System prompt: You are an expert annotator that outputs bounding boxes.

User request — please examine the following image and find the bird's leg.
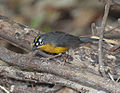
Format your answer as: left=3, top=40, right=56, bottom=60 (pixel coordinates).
left=40, top=53, right=62, bottom=61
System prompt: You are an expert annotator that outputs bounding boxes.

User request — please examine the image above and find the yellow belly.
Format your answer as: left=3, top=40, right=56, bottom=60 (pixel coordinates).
left=38, top=44, right=69, bottom=54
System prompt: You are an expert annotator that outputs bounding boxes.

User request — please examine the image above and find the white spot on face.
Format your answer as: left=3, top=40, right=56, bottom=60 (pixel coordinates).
left=36, top=42, right=39, bottom=46
left=39, top=38, right=44, bottom=45
left=39, top=38, right=42, bottom=42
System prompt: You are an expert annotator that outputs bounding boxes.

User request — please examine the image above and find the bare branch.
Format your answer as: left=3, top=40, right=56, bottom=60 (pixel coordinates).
left=98, top=0, right=112, bottom=77
left=91, top=23, right=97, bottom=36
left=0, top=46, right=120, bottom=92
left=0, top=66, right=98, bottom=92
left=0, top=85, right=9, bottom=93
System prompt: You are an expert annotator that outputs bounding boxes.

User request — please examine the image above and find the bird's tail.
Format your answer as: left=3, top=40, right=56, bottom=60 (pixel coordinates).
left=79, top=37, right=99, bottom=43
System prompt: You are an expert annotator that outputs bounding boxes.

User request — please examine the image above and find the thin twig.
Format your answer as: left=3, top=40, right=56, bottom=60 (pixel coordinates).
left=108, top=72, right=115, bottom=81
left=91, top=23, right=97, bottom=36
left=118, top=18, right=120, bottom=25
left=98, top=0, right=111, bottom=77
left=0, top=85, right=10, bottom=93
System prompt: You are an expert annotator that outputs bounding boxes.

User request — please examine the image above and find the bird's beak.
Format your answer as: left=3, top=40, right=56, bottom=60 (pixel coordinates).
left=32, top=45, right=37, bottom=51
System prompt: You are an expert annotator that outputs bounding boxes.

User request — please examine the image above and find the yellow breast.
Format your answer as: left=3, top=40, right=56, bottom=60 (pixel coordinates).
left=38, top=44, right=69, bottom=54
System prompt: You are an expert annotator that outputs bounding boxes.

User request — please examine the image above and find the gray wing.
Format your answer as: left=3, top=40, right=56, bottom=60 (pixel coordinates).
left=40, top=31, right=82, bottom=47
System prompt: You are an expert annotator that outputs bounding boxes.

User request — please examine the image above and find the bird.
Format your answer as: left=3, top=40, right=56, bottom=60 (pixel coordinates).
left=32, top=31, right=99, bottom=54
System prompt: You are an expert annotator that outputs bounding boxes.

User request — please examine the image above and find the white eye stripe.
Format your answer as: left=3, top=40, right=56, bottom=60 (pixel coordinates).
left=39, top=38, right=42, bottom=42
left=39, top=38, right=44, bottom=45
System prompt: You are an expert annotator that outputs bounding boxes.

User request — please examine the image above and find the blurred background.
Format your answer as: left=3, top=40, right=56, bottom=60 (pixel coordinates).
left=0, top=0, right=120, bottom=92
left=0, top=0, right=120, bottom=36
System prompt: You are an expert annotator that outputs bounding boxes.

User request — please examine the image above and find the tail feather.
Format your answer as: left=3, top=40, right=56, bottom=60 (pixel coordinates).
left=79, top=37, right=99, bottom=43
